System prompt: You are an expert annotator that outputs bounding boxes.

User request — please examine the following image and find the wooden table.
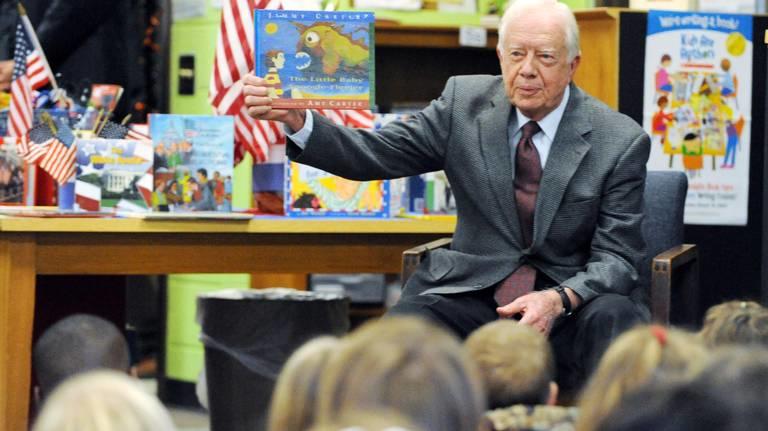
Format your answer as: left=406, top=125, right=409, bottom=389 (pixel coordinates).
left=0, top=216, right=455, bottom=431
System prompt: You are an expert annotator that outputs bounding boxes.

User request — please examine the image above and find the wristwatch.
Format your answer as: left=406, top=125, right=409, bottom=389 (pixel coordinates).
left=553, top=285, right=573, bottom=317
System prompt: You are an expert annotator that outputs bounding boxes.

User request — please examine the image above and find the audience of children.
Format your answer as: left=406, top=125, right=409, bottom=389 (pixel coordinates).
left=306, top=410, right=424, bottom=431
left=314, top=316, right=486, bottom=431
left=597, top=347, right=768, bottom=431
left=575, top=324, right=710, bottom=431
left=31, top=314, right=175, bottom=431
left=699, top=299, right=768, bottom=348
left=465, top=320, right=577, bottom=431
left=33, top=314, right=131, bottom=403
left=267, top=336, right=340, bottom=431
left=28, top=299, right=768, bottom=431
left=33, top=370, right=176, bottom=431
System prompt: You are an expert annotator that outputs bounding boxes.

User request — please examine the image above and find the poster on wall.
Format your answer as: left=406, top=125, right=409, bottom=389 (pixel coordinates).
left=643, top=10, right=753, bottom=226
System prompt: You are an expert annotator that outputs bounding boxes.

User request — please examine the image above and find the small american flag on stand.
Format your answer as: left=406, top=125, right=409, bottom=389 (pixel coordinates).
left=38, top=123, right=76, bottom=185
left=98, top=121, right=152, bottom=142
left=24, top=123, right=56, bottom=163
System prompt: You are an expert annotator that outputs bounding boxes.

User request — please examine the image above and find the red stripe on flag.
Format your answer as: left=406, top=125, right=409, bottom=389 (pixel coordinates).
left=39, top=139, right=76, bottom=184
left=27, top=53, right=49, bottom=89
left=23, top=138, right=51, bottom=163
left=9, top=75, right=33, bottom=137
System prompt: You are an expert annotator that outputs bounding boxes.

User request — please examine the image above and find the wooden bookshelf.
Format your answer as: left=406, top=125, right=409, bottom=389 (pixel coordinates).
left=376, top=22, right=499, bottom=49
left=374, top=8, right=637, bottom=111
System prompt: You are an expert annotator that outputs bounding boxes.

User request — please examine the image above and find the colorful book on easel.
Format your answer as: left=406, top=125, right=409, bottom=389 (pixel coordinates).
left=148, top=114, right=234, bottom=212
left=74, top=139, right=153, bottom=212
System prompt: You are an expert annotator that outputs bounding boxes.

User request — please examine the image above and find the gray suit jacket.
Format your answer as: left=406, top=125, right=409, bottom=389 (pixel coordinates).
left=288, top=75, right=650, bottom=304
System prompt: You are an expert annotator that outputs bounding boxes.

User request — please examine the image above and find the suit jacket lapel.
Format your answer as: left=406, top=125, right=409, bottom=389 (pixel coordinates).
left=532, top=85, right=592, bottom=250
left=478, top=83, right=524, bottom=247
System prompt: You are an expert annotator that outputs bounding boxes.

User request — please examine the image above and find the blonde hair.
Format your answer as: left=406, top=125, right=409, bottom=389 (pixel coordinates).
left=307, top=409, right=424, bottom=431
left=32, top=370, right=176, bottom=431
left=267, top=336, right=340, bottom=431
left=465, top=320, right=554, bottom=408
left=576, top=325, right=709, bottom=431
left=699, top=300, right=768, bottom=348
left=316, top=316, right=486, bottom=431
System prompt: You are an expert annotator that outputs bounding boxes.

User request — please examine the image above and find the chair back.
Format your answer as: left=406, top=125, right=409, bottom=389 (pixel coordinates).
left=636, top=171, right=688, bottom=296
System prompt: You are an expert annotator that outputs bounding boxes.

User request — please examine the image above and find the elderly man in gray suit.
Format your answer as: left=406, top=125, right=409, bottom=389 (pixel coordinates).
left=244, top=0, right=649, bottom=394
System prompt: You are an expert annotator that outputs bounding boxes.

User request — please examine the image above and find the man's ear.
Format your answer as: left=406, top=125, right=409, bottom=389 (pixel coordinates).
left=569, top=55, right=581, bottom=77
left=547, top=381, right=559, bottom=406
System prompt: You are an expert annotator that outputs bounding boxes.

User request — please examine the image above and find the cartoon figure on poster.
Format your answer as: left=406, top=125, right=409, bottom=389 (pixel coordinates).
left=651, top=95, right=674, bottom=146
left=643, top=11, right=753, bottom=226
left=655, top=54, right=674, bottom=96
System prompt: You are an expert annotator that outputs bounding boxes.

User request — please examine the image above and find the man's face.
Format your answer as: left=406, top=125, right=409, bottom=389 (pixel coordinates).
left=497, top=9, right=579, bottom=121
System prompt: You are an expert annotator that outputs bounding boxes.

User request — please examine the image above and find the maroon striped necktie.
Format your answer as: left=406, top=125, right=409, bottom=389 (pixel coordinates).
left=495, top=120, right=542, bottom=306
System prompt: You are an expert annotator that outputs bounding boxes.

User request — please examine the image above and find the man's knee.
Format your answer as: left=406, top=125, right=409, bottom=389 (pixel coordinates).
left=387, top=294, right=440, bottom=316
left=581, top=294, right=645, bottom=331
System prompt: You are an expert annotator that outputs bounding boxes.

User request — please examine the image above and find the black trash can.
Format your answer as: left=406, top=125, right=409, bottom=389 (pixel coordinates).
left=197, top=288, right=349, bottom=431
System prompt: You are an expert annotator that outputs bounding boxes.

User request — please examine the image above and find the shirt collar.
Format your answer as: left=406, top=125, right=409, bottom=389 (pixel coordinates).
left=514, top=85, right=570, bottom=140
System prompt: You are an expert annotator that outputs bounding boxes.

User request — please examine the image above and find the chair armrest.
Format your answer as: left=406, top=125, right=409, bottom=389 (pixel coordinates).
left=651, top=244, right=699, bottom=325
left=401, top=237, right=453, bottom=288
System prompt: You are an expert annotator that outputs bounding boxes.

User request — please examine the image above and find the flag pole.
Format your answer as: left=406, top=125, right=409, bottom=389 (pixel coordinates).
left=17, top=2, right=59, bottom=90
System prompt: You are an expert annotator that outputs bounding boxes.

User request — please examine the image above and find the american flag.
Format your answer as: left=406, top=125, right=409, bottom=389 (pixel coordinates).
left=25, top=122, right=77, bottom=184
left=98, top=121, right=152, bottom=142
left=209, top=1, right=374, bottom=165
left=210, top=0, right=282, bottom=164
left=24, top=123, right=56, bottom=163
left=7, top=19, right=54, bottom=137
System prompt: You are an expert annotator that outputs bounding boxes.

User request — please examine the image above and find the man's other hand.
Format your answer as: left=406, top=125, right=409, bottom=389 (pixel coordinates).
left=0, top=60, right=14, bottom=92
left=242, top=73, right=306, bottom=131
left=496, top=290, right=563, bottom=335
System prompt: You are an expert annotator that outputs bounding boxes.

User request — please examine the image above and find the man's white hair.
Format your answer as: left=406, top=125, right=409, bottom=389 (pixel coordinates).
left=497, top=0, right=581, bottom=62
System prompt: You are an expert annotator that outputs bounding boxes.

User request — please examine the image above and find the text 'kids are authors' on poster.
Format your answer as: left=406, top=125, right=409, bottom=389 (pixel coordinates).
left=255, top=10, right=375, bottom=110
left=643, top=10, right=753, bottom=226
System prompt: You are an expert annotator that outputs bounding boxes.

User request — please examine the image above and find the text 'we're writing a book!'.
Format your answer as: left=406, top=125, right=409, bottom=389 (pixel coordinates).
left=255, top=10, right=375, bottom=110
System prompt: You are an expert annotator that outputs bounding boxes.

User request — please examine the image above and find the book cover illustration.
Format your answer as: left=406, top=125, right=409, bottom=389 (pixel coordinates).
left=255, top=9, right=375, bottom=110
left=285, top=161, right=389, bottom=218
left=149, top=114, right=234, bottom=212
left=89, top=84, right=124, bottom=112
left=74, top=139, right=153, bottom=212
left=0, top=137, right=28, bottom=205
left=77, top=84, right=125, bottom=131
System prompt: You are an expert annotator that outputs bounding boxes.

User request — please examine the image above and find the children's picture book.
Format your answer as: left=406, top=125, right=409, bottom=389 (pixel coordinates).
left=254, top=9, right=375, bottom=110
left=0, top=137, right=30, bottom=205
left=412, top=171, right=456, bottom=214
left=253, top=160, right=285, bottom=215
left=74, top=139, right=154, bottom=212
left=285, top=161, right=389, bottom=217
left=149, top=114, right=234, bottom=212
left=89, top=84, right=124, bottom=113
left=76, top=84, right=125, bottom=131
